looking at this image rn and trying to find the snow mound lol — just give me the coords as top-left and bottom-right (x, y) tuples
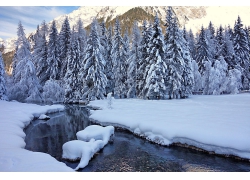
(63, 125), (115, 170)
(62, 139), (104, 170)
(76, 125), (114, 144)
(38, 114), (50, 120)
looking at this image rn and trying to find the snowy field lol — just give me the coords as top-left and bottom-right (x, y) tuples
(89, 93), (250, 160)
(0, 100), (73, 172)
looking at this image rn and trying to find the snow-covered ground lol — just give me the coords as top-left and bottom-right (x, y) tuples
(89, 94), (250, 160)
(0, 100), (73, 172)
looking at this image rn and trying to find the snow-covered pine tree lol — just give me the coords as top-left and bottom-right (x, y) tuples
(121, 29), (130, 97)
(143, 14), (167, 100)
(0, 52), (8, 100)
(165, 14), (193, 99)
(99, 21), (108, 67)
(40, 20), (49, 37)
(46, 20), (60, 80)
(180, 30), (194, 98)
(202, 60), (214, 95)
(137, 20), (153, 98)
(127, 21), (141, 98)
(233, 16), (250, 90)
(75, 18), (87, 62)
(111, 18), (126, 99)
(32, 25), (41, 67)
(10, 22), (42, 102)
(80, 19), (107, 101)
(64, 27), (82, 103)
(187, 29), (196, 60)
(223, 27), (237, 70)
(58, 17), (71, 80)
(191, 60), (202, 92)
(105, 26), (114, 95)
(215, 25), (225, 59)
(33, 22), (48, 86)
(206, 21), (216, 65)
(195, 26), (211, 76)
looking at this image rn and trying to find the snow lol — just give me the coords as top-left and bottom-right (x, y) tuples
(62, 140), (104, 171)
(76, 125), (114, 144)
(38, 114), (50, 120)
(186, 6), (250, 34)
(89, 94), (250, 160)
(0, 100), (73, 172)
(63, 125), (114, 170)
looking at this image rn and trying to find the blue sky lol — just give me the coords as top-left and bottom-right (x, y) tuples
(0, 6), (80, 40)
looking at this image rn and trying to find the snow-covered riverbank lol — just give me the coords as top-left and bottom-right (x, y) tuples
(89, 94), (250, 161)
(0, 100), (73, 172)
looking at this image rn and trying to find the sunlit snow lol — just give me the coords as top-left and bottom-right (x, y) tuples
(89, 93), (250, 160)
(63, 125), (114, 170)
(0, 100), (73, 172)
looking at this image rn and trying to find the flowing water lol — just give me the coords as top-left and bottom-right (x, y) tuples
(24, 105), (250, 172)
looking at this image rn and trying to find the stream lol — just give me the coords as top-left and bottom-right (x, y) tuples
(24, 105), (250, 172)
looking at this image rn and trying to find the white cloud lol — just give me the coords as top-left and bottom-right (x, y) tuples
(0, 6), (68, 39)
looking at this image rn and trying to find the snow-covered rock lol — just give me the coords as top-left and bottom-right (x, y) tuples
(38, 114), (50, 120)
(62, 139), (104, 170)
(62, 125), (115, 170)
(76, 125), (115, 144)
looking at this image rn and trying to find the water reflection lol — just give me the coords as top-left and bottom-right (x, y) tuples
(24, 105), (90, 161)
(24, 105), (250, 172)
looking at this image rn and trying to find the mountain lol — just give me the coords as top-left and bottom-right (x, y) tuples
(1, 6), (250, 72)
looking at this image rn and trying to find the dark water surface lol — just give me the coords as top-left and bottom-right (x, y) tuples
(24, 105), (250, 172)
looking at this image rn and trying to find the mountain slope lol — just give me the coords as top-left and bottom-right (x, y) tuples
(1, 6), (250, 72)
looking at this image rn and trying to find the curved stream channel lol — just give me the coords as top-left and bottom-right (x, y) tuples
(24, 105), (250, 172)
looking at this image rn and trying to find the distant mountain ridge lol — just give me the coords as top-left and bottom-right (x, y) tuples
(1, 6), (250, 72)
(0, 6), (208, 54)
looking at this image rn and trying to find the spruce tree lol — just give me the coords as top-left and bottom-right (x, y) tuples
(111, 18), (126, 99)
(206, 21), (216, 65)
(223, 27), (237, 70)
(10, 22), (42, 102)
(58, 17), (71, 79)
(121, 29), (130, 97)
(64, 28), (82, 103)
(46, 20), (60, 80)
(188, 29), (196, 60)
(233, 16), (250, 90)
(137, 21), (153, 98)
(215, 25), (225, 59)
(144, 14), (167, 100)
(0, 52), (8, 100)
(127, 21), (141, 98)
(195, 26), (211, 76)
(165, 16), (193, 99)
(80, 20), (107, 101)
(105, 26), (114, 95)
(33, 22), (48, 85)
(75, 18), (87, 62)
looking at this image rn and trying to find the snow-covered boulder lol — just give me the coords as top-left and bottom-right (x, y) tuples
(76, 125), (115, 144)
(62, 139), (104, 170)
(38, 114), (50, 120)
